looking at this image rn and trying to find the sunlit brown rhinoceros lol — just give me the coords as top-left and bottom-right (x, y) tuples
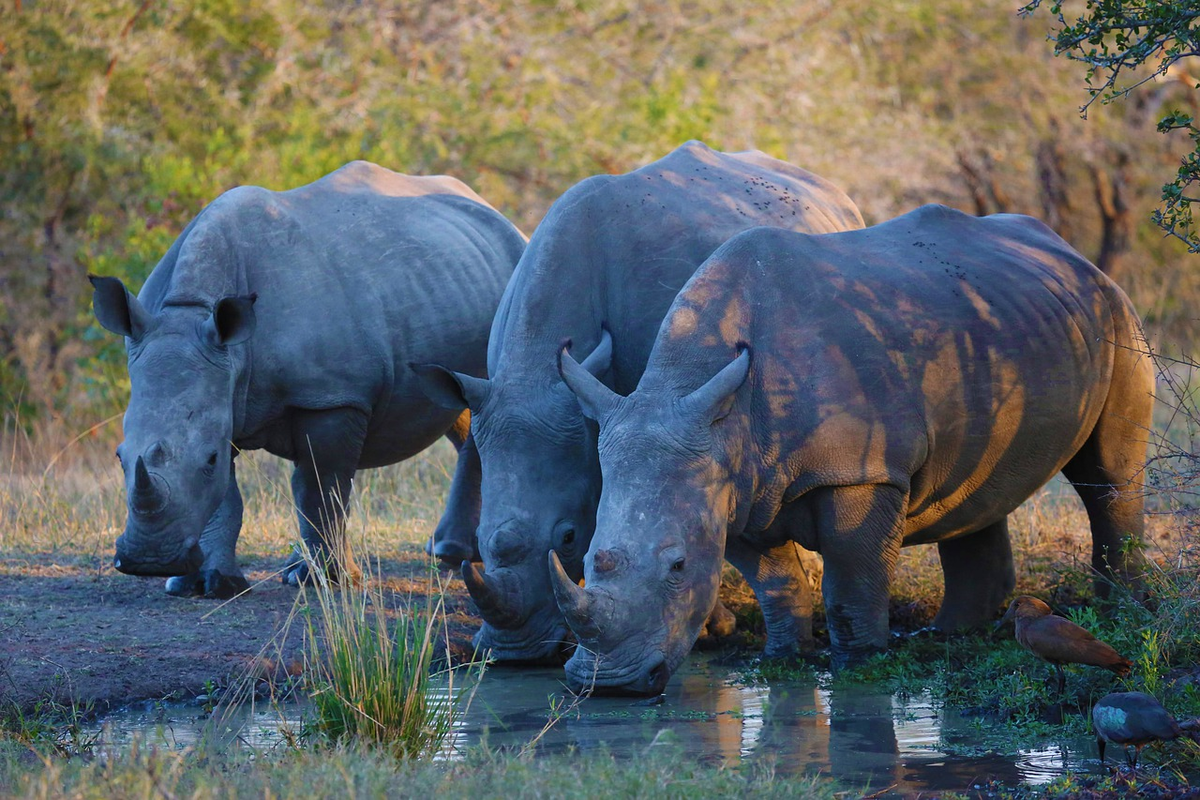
(555, 204), (1153, 692)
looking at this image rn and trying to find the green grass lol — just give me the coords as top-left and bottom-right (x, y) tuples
(0, 738), (839, 799)
(291, 555), (485, 760)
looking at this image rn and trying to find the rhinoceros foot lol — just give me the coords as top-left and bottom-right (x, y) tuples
(281, 554), (362, 589)
(165, 569), (250, 600)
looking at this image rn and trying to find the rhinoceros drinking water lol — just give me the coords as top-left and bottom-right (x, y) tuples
(91, 161), (526, 598)
(555, 204), (1152, 692)
(413, 140), (864, 663)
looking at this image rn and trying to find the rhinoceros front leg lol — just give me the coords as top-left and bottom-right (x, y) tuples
(282, 408), (368, 587)
(933, 518), (1015, 631)
(427, 412), (482, 565)
(165, 459), (250, 599)
(815, 484), (906, 671)
(724, 537), (816, 658)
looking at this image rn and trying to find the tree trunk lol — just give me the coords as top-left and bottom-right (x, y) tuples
(1090, 148), (1132, 281)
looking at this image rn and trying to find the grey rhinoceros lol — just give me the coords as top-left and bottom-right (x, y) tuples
(90, 161), (526, 598)
(413, 140), (864, 663)
(554, 204), (1153, 692)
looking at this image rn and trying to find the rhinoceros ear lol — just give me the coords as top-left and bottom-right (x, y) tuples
(681, 347), (751, 424)
(410, 363), (490, 412)
(558, 342), (621, 423)
(203, 294), (257, 347)
(89, 275), (152, 340)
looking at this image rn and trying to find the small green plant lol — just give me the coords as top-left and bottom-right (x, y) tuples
(296, 550), (485, 760)
(0, 696), (96, 757)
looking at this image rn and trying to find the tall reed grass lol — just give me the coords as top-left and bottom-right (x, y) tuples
(295, 552), (485, 760)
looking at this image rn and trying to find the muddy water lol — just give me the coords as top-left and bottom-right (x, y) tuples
(89, 653), (1100, 795)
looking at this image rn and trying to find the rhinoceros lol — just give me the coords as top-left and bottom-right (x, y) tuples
(90, 161), (526, 598)
(413, 140), (864, 663)
(554, 204), (1153, 692)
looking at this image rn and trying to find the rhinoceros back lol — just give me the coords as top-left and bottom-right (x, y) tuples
(137, 161), (525, 449)
(487, 140), (863, 391)
(647, 204), (1147, 538)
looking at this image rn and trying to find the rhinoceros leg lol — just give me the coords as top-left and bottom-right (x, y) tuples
(724, 537), (815, 658)
(932, 518), (1015, 631)
(165, 459), (250, 599)
(814, 484), (907, 670)
(282, 408), (368, 587)
(1062, 435), (1148, 599)
(426, 412), (482, 565)
(1063, 317), (1152, 599)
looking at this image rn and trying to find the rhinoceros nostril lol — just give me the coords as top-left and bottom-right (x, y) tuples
(593, 548), (621, 573)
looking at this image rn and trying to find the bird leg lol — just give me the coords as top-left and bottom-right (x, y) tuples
(1097, 737), (1106, 764)
(1054, 664), (1066, 706)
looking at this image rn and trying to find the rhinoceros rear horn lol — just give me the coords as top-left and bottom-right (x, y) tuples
(681, 347), (751, 424)
(579, 327), (613, 378)
(558, 343), (621, 424)
(89, 275), (153, 340)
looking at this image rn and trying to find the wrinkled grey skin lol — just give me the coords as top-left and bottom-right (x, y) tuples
(91, 161), (525, 598)
(414, 141), (864, 663)
(555, 205), (1153, 693)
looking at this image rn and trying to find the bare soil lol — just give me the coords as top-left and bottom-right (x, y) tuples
(0, 549), (772, 720)
(0, 549), (483, 719)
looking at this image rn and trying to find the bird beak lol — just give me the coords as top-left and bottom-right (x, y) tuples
(994, 605), (1014, 633)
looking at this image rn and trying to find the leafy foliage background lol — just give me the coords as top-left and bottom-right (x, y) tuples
(2, 0), (1196, 424)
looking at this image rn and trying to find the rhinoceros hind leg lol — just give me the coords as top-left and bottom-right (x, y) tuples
(1061, 445), (1150, 600)
(281, 408), (368, 587)
(932, 517), (1014, 631)
(1061, 336), (1153, 599)
(428, 419), (482, 566)
(725, 537), (816, 658)
(168, 460), (249, 599)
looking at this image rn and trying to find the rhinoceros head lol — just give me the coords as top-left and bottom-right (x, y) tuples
(90, 276), (256, 577)
(413, 332), (615, 663)
(551, 345), (749, 695)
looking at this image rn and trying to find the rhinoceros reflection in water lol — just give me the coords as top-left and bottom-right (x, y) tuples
(91, 161), (525, 597)
(554, 204), (1152, 690)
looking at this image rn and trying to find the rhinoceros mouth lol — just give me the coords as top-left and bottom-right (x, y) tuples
(474, 618), (573, 664)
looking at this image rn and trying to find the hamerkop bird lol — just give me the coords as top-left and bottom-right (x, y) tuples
(1093, 692), (1200, 767)
(996, 596), (1132, 700)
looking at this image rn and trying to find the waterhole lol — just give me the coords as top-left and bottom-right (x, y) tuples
(87, 653), (1102, 796)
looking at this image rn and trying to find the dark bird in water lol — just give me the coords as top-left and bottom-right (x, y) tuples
(1092, 691), (1200, 767)
(996, 596), (1132, 701)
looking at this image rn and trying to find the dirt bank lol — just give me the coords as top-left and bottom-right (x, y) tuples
(0, 550), (482, 718)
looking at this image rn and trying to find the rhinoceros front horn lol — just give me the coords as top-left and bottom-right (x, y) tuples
(461, 560), (520, 628)
(548, 550), (604, 641)
(131, 455), (169, 516)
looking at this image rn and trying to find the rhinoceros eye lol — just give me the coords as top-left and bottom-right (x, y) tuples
(562, 529), (575, 545)
(671, 557), (685, 572)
